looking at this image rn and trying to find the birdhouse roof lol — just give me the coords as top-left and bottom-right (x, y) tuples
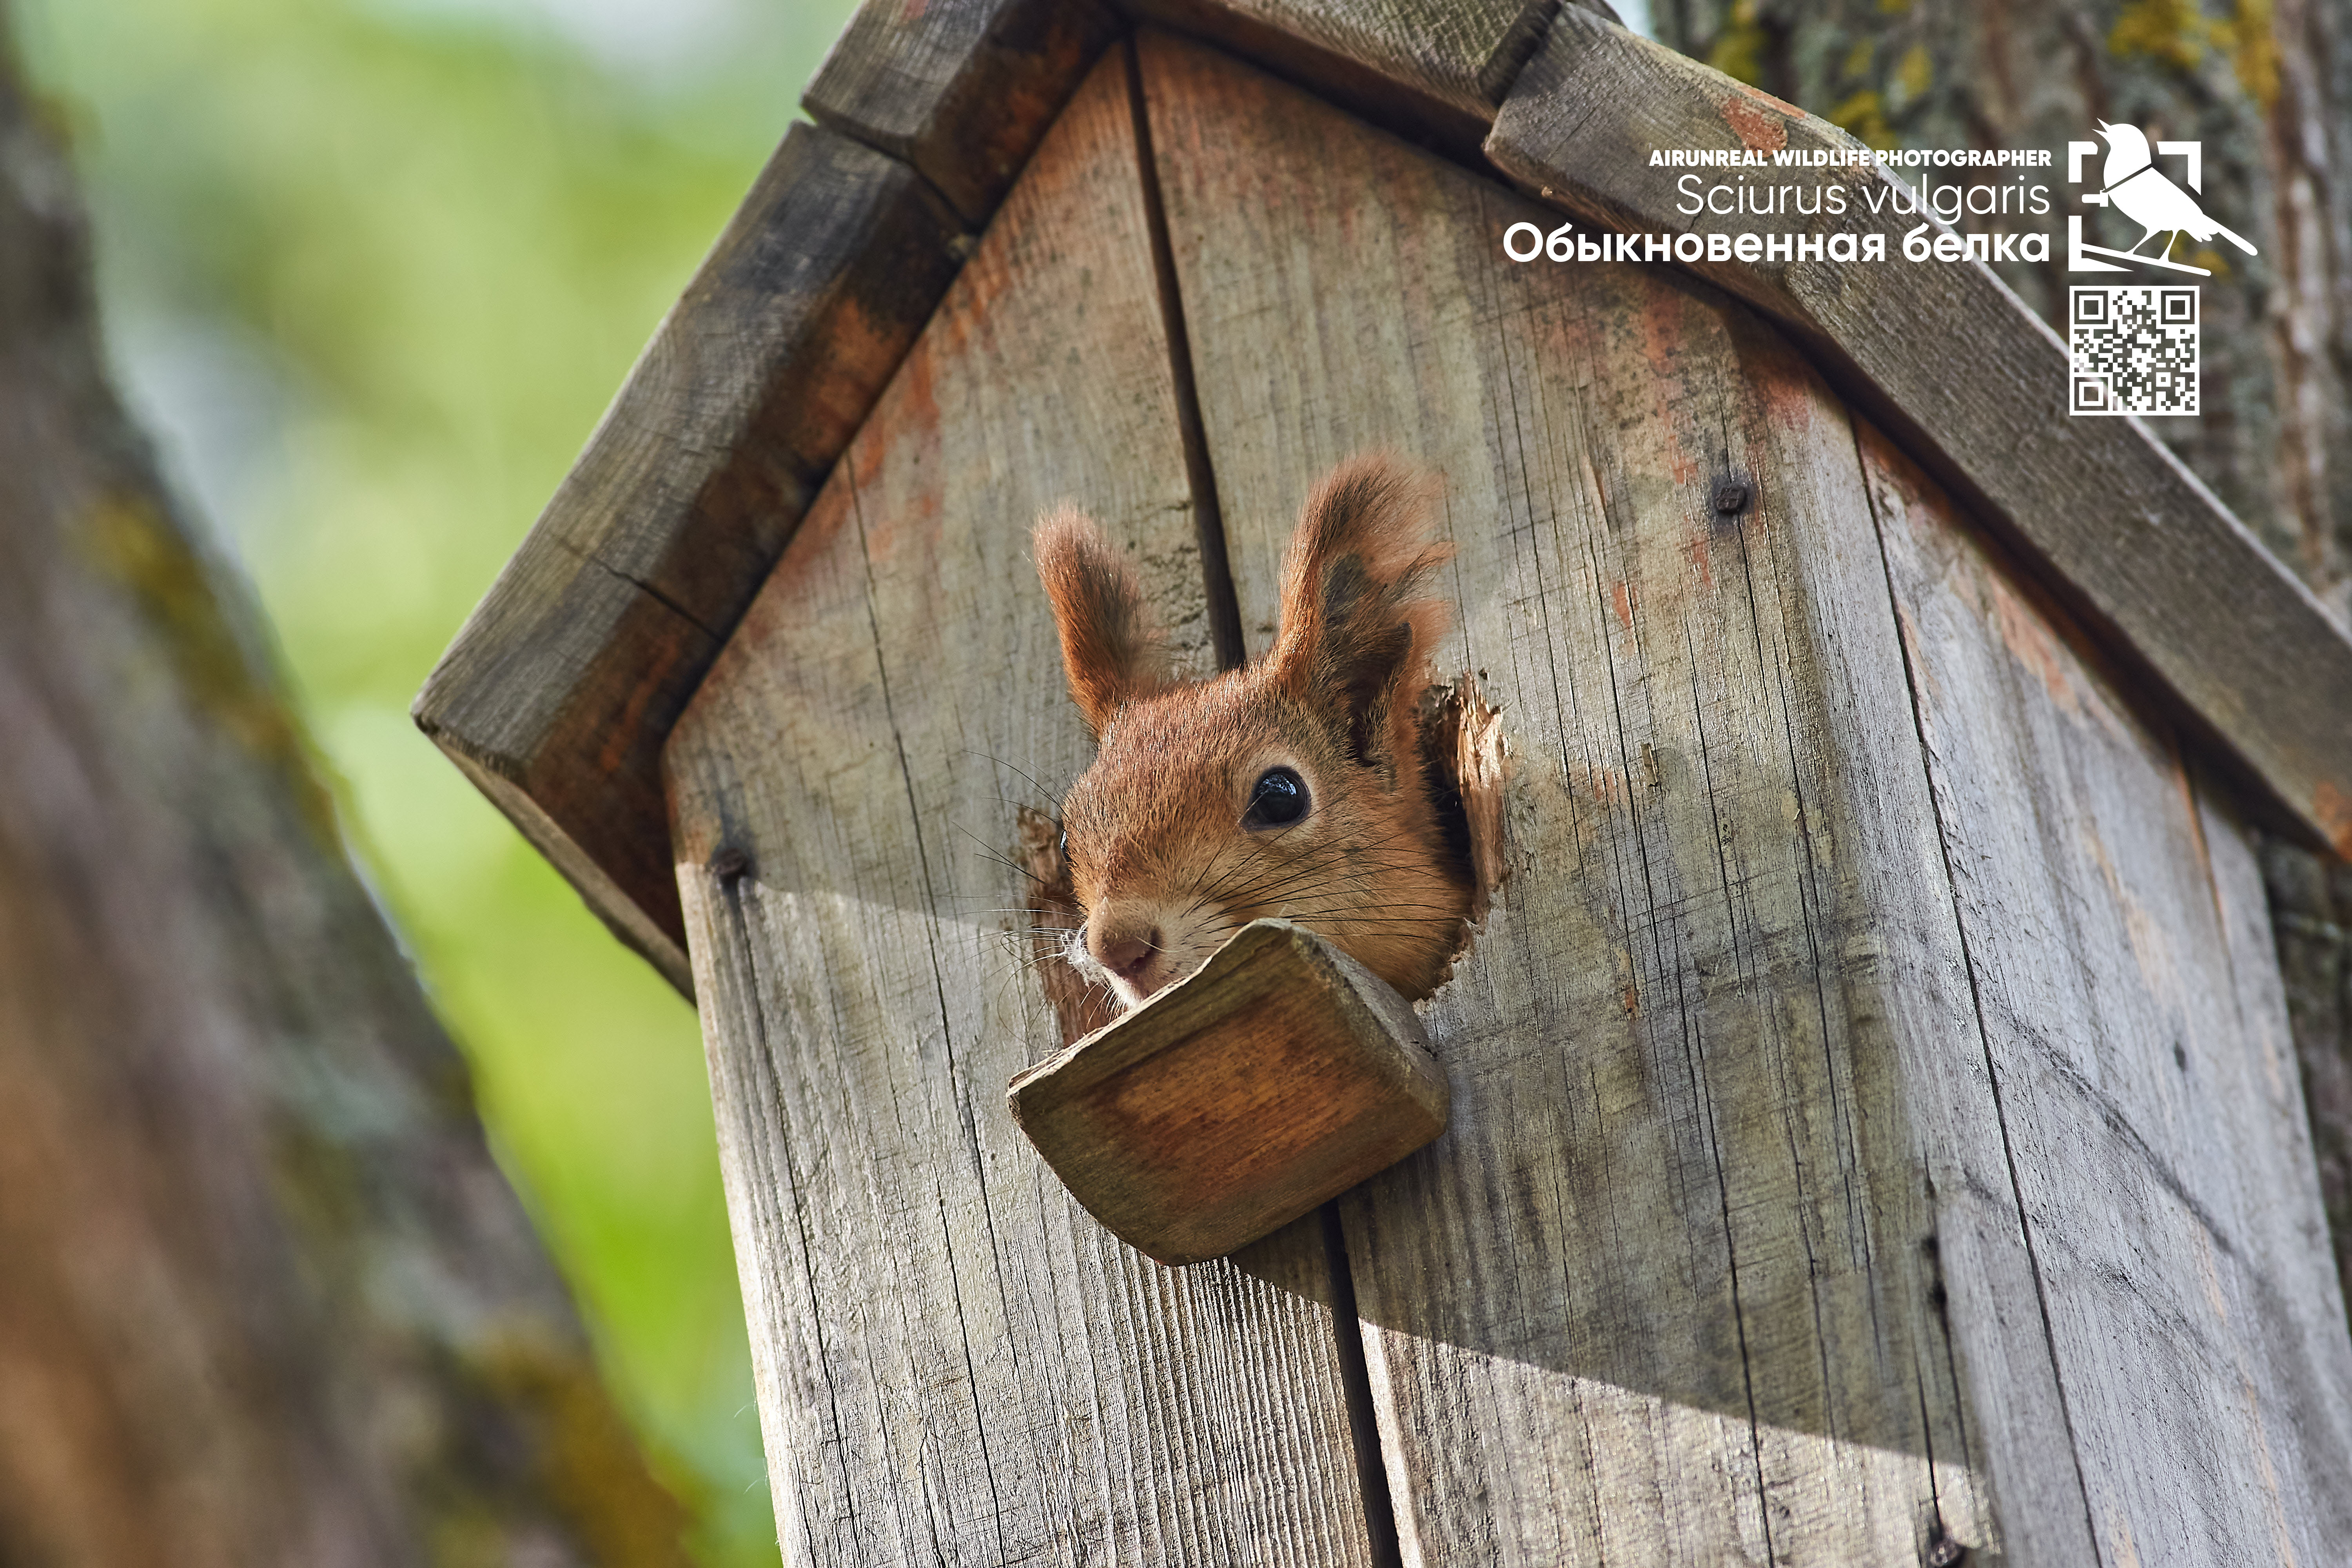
(414, 0), (2352, 994)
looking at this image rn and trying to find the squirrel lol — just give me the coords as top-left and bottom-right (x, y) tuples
(1033, 454), (1474, 1011)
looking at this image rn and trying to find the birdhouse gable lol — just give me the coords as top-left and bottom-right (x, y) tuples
(420, 0), (2352, 1001)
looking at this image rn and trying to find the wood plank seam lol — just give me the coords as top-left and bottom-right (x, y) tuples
(1847, 403), (2111, 1559)
(1316, 1206), (1404, 1568)
(1122, 29), (1399, 1555)
(1474, 0), (1562, 105)
(1907, 1283), (1969, 1556)
(1124, 30), (1246, 673)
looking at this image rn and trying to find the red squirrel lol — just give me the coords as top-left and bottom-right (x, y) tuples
(1034, 454), (1473, 1010)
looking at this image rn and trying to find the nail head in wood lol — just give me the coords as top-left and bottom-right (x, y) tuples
(1712, 475), (1752, 516)
(1007, 918), (1450, 1266)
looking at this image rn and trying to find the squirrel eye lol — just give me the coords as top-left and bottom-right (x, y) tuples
(1242, 766), (1310, 829)
(1058, 829), (1071, 867)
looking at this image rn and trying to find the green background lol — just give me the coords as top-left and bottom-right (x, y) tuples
(17, 0), (860, 1560)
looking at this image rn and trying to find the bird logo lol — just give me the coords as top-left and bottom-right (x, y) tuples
(2067, 123), (2255, 276)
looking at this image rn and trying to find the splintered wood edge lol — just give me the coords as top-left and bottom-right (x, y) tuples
(1486, 5), (2352, 858)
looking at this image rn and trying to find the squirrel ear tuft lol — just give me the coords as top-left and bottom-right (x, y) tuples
(1035, 508), (1171, 738)
(1270, 454), (1454, 777)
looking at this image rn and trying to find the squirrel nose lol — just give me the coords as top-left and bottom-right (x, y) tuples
(1090, 922), (1161, 982)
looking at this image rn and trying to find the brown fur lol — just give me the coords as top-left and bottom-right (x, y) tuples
(1036, 454), (1472, 1008)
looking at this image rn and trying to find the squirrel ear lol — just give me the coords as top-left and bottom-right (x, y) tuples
(1270, 454), (1454, 777)
(1035, 507), (1171, 738)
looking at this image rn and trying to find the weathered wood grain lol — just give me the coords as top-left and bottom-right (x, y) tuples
(1486, 4), (2352, 864)
(803, 0), (1122, 226)
(2263, 838), (2352, 1310)
(1865, 423), (2352, 1564)
(1142, 31), (2011, 1561)
(1011, 919), (1448, 1265)
(2194, 782), (2352, 1543)
(665, 52), (1377, 1564)
(416, 124), (968, 989)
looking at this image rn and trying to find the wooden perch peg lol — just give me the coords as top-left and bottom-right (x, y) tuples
(1008, 918), (1450, 1266)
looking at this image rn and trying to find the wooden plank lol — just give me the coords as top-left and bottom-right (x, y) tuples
(1142, 32), (2035, 1561)
(1010, 919), (1448, 1265)
(664, 51), (1377, 1563)
(1485, 5), (2352, 864)
(803, 0), (1122, 227)
(2262, 838), (2352, 1306)
(1862, 419), (2352, 1564)
(416, 125), (967, 987)
(1123, 0), (1552, 157)
(2192, 781), (2352, 1546)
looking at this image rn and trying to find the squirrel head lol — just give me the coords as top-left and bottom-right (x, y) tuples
(1035, 454), (1471, 1010)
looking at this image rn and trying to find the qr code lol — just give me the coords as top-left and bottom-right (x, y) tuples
(2071, 287), (2199, 416)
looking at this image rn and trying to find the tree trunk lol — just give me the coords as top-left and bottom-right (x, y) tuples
(0, 22), (690, 1568)
(1652, 0), (2352, 624)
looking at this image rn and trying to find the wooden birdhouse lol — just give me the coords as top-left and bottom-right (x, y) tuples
(417, 0), (2352, 1560)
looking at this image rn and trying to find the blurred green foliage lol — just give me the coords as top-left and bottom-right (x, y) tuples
(17, 0), (858, 1560)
